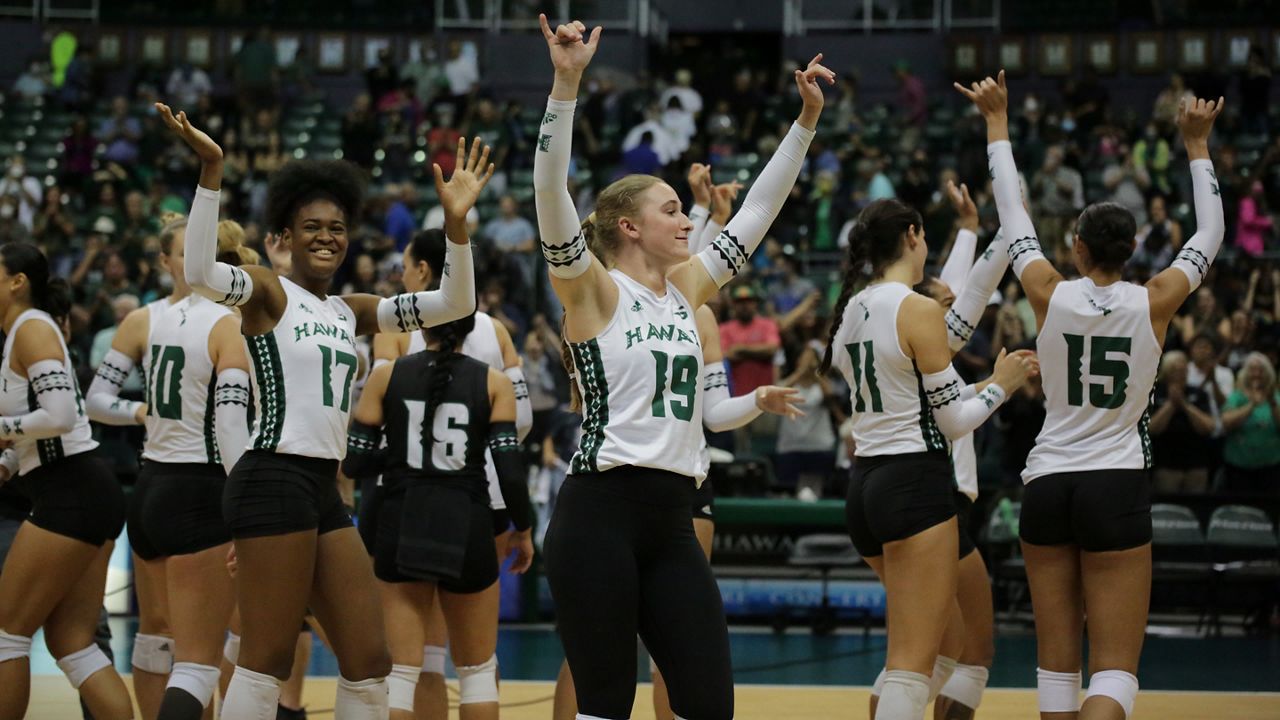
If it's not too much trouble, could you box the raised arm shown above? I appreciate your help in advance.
[85,306,148,426]
[1147,97,1226,330]
[344,137,487,337]
[935,179,1012,353]
[955,72,1061,330]
[686,163,712,250]
[673,56,833,308]
[938,180,979,294]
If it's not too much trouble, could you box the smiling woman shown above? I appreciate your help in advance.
[153,101,490,719]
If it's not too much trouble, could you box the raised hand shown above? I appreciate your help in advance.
[795,53,836,129]
[1176,96,1224,147]
[434,136,496,223]
[539,14,602,77]
[946,179,979,231]
[264,232,292,276]
[711,180,744,225]
[688,163,712,206]
[755,385,806,420]
[953,70,1008,120]
[155,102,223,164]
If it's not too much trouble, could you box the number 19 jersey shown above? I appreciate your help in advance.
[247,277,358,460]
[1024,278,1160,482]
[567,270,706,483]
[833,282,947,458]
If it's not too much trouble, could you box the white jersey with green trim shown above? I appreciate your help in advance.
[407,311,509,509]
[833,282,948,458]
[0,310,96,474]
[1024,278,1160,482]
[141,295,235,465]
[246,277,358,460]
[568,270,706,483]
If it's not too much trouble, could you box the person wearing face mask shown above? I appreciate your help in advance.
[0,157,42,232]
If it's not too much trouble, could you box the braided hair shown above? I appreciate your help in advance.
[419,313,478,455]
[820,199,922,372]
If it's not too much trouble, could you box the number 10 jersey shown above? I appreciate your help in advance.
[567,270,706,483]
[1024,278,1160,482]
[246,277,359,460]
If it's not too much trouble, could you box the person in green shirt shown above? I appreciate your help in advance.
[1221,351,1280,495]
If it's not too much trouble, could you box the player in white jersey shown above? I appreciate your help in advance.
[0,243,133,720]
[157,103,484,719]
[822,194,1034,720]
[85,217,255,719]
[533,16,829,719]
[959,73,1225,720]
[366,228,534,719]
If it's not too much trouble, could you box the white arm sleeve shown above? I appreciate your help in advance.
[505,366,533,442]
[0,360,79,440]
[376,240,476,332]
[939,228,978,295]
[1170,159,1225,292]
[944,229,1010,352]
[921,364,1007,440]
[86,348,143,425]
[988,141,1046,280]
[698,122,814,287]
[696,218,724,255]
[213,368,252,475]
[687,204,709,253]
[700,365,762,433]
[534,98,593,280]
[184,186,254,306]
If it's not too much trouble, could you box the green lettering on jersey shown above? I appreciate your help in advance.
[625,326,644,349]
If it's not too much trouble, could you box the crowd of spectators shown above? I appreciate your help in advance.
[4,32,1279,504]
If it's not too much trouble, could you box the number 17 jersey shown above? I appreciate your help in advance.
[1024,278,1160,482]
[246,277,359,460]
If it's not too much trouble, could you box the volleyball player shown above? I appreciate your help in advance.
[822,193,1035,719]
[958,73,1224,720]
[84,216,255,719]
[157,103,481,719]
[535,15,830,718]
[0,243,133,720]
[367,227,534,719]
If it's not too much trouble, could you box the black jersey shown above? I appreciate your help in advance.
[381,350,492,498]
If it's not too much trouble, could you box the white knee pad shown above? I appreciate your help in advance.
[167,662,221,708]
[387,663,420,712]
[878,669,930,720]
[456,654,499,704]
[421,644,447,676]
[222,665,282,719]
[928,655,958,701]
[335,675,389,719]
[871,667,886,696]
[940,663,989,710]
[131,633,174,674]
[1086,670,1139,718]
[223,632,241,665]
[57,644,112,689]
[1037,667,1083,713]
[0,630,32,663]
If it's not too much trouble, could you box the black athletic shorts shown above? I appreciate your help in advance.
[691,475,715,522]
[1020,469,1152,552]
[846,450,956,558]
[129,460,229,561]
[357,476,383,555]
[373,481,498,594]
[222,450,351,539]
[14,450,125,547]
[954,491,976,560]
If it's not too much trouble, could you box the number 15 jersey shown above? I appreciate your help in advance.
[247,277,358,460]
[1024,278,1160,482]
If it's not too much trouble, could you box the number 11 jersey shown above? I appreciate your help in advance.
[247,277,358,460]
[1024,278,1160,482]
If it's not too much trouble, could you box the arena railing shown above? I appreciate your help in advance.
[783,0,998,35]
[436,0,668,41]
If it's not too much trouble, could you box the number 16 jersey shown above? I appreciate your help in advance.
[1024,278,1160,482]
[247,277,358,460]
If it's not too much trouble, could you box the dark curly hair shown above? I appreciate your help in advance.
[265,159,366,234]
[1076,202,1137,273]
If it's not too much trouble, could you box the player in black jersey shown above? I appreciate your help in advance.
[344,314,534,720]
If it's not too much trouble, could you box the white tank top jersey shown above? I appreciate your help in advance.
[953,435,977,500]
[569,270,707,483]
[0,310,97,475]
[246,277,358,460]
[142,295,235,465]
[407,311,510,509]
[1023,278,1160,482]
[833,282,948,458]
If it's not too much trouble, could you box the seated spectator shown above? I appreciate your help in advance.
[1234,181,1273,258]
[1129,194,1182,280]
[426,104,463,177]
[1175,286,1229,349]
[384,183,418,251]
[768,253,817,316]
[62,115,97,188]
[98,96,143,166]
[1220,352,1280,495]
[720,285,782,453]
[483,194,538,288]
[1187,332,1234,409]
[0,156,43,231]
[31,184,76,255]
[1149,351,1218,494]
[165,62,213,109]
[1030,144,1083,255]
[342,93,380,170]
[621,130,663,176]
[775,345,840,500]
[11,58,48,99]
[467,98,511,172]
[1102,144,1151,226]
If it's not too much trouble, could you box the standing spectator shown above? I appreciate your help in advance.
[774,345,839,500]
[1152,73,1194,130]
[98,96,143,167]
[1175,286,1230,348]
[442,39,479,116]
[1066,65,1110,139]
[31,185,76,254]
[1239,45,1272,136]
[1133,121,1173,196]
[466,98,511,172]
[11,58,48,98]
[0,195,30,244]
[660,68,704,122]
[1235,181,1273,258]
[1220,352,1280,495]
[1188,332,1234,409]
[856,157,895,202]
[1029,144,1084,254]
[378,110,414,183]
[893,60,927,128]
[76,246,141,332]
[1102,144,1151,226]
[1129,194,1183,278]
[768,254,817,315]
[61,114,96,189]
[279,44,314,104]
[341,93,380,170]
[722,68,761,145]
[1149,351,1218,494]
[118,190,160,267]
[365,46,400,105]
[0,156,43,231]
[719,284,782,453]
[401,39,444,111]
[57,43,95,111]
[232,26,278,113]
[384,183,418,252]
[482,194,538,288]
[621,130,662,176]
[165,62,212,109]
[426,105,463,177]
[522,315,566,445]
